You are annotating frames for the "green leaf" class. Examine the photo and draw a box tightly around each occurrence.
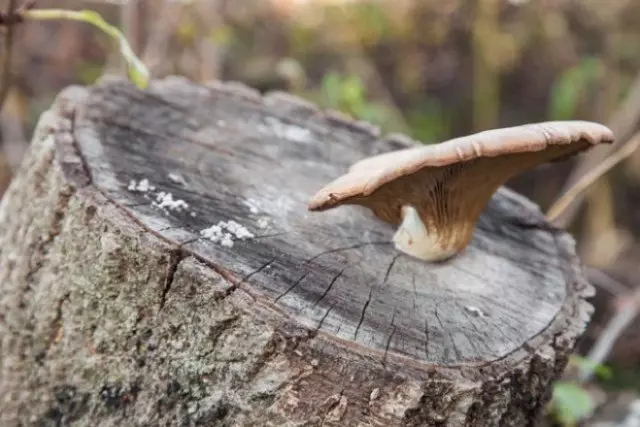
[321,72,344,108]
[318,72,395,129]
[24,9,150,89]
[548,57,600,120]
[406,98,451,143]
[357,104,384,124]
[342,75,365,106]
[550,382,595,427]
[568,355,613,380]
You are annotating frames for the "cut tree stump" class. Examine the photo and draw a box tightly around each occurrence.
[0,76,594,427]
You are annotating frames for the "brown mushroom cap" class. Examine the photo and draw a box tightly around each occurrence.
[308,121,614,260]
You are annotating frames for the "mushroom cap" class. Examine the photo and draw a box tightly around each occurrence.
[308,121,614,224]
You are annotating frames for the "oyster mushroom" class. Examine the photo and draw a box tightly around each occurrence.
[308,121,614,262]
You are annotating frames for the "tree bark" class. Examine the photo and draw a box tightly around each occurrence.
[0,76,594,426]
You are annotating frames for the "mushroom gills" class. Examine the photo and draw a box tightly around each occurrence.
[393,205,458,262]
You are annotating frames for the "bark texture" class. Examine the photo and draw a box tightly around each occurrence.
[0,77,594,427]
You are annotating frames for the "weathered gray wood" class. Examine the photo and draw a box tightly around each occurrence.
[0,76,594,427]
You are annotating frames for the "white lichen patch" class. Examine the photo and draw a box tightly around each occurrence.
[200,220,255,248]
[127,178,155,193]
[126,178,197,217]
[259,116,312,144]
[226,220,255,239]
[200,225,234,247]
[257,217,269,229]
[153,192,190,213]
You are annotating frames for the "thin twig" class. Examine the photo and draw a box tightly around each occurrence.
[586,267,630,296]
[578,288,640,382]
[0,0,18,112]
[548,70,640,227]
[546,131,640,223]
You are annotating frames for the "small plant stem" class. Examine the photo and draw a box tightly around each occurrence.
[21,8,149,88]
[0,0,18,111]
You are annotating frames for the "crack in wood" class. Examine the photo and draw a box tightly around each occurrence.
[353,254,398,341]
[382,254,400,287]
[424,318,430,360]
[312,265,350,308]
[24,187,74,292]
[156,225,186,233]
[39,292,71,365]
[59,93,94,187]
[177,237,201,248]
[158,249,186,311]
[274,270,310,303]
[434,304,455,363]
[235,256,279,288]
[306,241,391,265]
[383,310,397,362]
[354,290,372,341]
[122,201,151,209]
[314,301,337,334]
[412,274,418,312]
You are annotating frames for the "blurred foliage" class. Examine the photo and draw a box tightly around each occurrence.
[570,354,614,380]
[550,382,595,427]
[405,98,452,143]
[311,71,392,128]
[599,364,640,392]
[549,356,612,427]
[548,57,602,121]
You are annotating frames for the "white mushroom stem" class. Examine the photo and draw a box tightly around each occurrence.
[392,205,458,262]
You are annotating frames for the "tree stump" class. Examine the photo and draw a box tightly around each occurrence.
[0,76,594,427]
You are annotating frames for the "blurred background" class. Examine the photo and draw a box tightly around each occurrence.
[1,0,640,424]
